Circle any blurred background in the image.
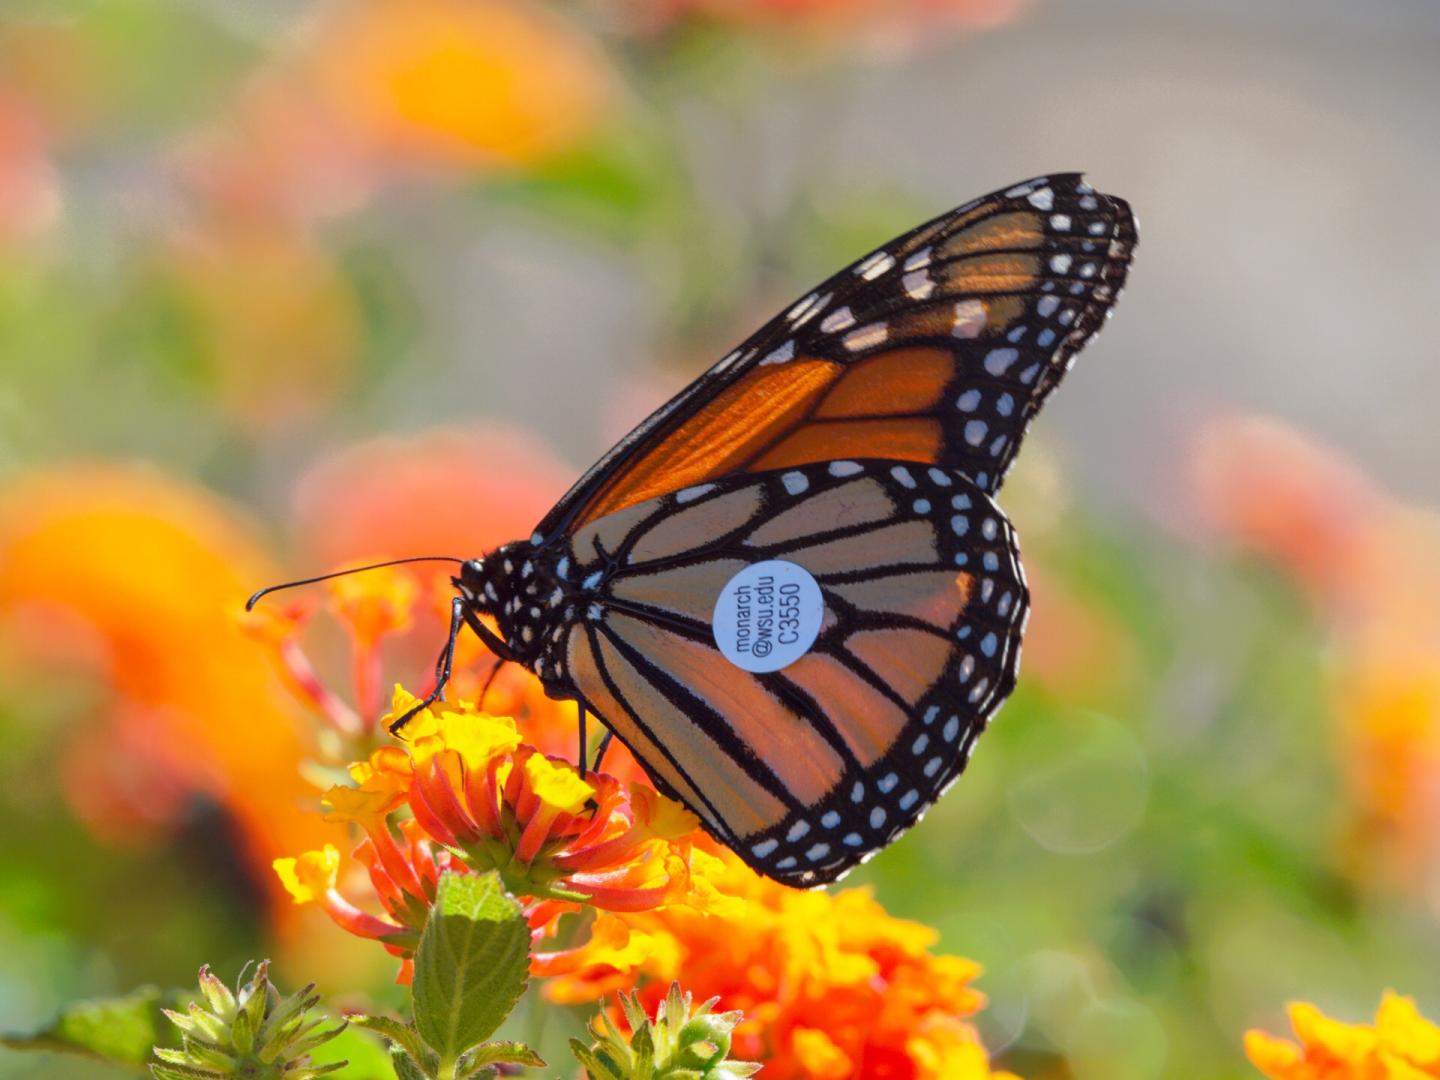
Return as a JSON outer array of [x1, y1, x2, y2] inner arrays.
[[2, 0, 1439, 1077]]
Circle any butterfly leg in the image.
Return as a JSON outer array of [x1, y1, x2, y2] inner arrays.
[[478, 654, 505, 709], [577, 701, 589, 779], [592, 730, 614, 775], [389, 596, 465, 735]]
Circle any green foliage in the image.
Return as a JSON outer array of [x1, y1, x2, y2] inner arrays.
[[570, 984, 759, 1080], [149, 961, 347, 1080], [350, 872, 541, 1080], [1, 985, 186, 1069]]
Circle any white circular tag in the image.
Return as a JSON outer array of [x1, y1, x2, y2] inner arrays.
[[712, 559, 824, 673]]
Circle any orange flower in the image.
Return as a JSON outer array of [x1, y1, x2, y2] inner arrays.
[[277, 688, 703, 982], [1246, 991, 1440, 1079], [302, 0, 614, 172], [0, 465, 340, 912], [544, 838, 1019, 1080]]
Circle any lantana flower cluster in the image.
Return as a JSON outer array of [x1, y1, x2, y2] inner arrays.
[[276, 688, 706, 983], [544, 834, 1018, 1080], [1246, 991, 1440, 1079]]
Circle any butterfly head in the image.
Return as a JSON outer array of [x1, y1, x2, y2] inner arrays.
[[454, 541, 557, 668]]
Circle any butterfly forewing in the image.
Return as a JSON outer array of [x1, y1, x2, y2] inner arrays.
[[548, 459, 1028, 886], [535, 174, 1135, 538]]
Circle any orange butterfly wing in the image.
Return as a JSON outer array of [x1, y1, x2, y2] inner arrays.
[[534, 174, 1136, 539]]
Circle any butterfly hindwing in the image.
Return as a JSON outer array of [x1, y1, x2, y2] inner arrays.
[[535, 173, 1136, 538], [550, 458, 1028, 886]]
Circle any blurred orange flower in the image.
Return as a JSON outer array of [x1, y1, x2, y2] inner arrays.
[[0, 465, 338, 910], [303, 0, 615, 172], [1246, 991, 1440, 1079], [292, 427, 573, 571], [545, 839, 1019, 1079], [1192, 414, 1382, 611], [179, 0, 614, 231], [1192, 413, 1440, 899]]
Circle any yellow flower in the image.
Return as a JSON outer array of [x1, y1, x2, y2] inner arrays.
[[524, 752, 595, 814], [1246, 991, 1440, 1078], [321, 782, 404, 827], [384, 686, 522, 768], [273, 845, 341, 905]]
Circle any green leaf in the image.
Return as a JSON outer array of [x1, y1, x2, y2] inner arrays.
[[306, 1022, 397, 1080], [411, 872, 530, 1060], [349, 1015, 434, 1075], [569, 1039, 624, 1080], [481, 128, 673, 245], [1, 985, 186, 1067], [391, 1043, 433, 1080], [464, 1040, 545, 1069]]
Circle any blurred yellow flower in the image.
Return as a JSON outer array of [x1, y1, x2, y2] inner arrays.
[[304, 0, 615, 171], [1246, 992, 1440, 1079]]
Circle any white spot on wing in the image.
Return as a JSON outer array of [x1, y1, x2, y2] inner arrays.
[[820, 306, 855, 333], [903, 247, 933, 272], [787, 292, 826, 326], [1027, 186, 1054, 210], [829, 460, 863, 477], [676, 483, 716, 503], [952, 298, 986, 339], [855, 251, 895, 279], [760, 340, 795, 366], [782, 471, 809, 495], [903, 270, 934, 300], [844, 323, 888, 351], [984, 347, 1019, 375]]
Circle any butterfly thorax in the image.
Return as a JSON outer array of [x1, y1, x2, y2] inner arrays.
[[455, 541, 577, 687]]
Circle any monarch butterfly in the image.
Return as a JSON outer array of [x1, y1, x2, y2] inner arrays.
[[252, 173, 1136, 886]]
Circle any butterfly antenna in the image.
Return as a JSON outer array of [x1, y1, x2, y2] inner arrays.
[[245, 556, 465, 611]]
